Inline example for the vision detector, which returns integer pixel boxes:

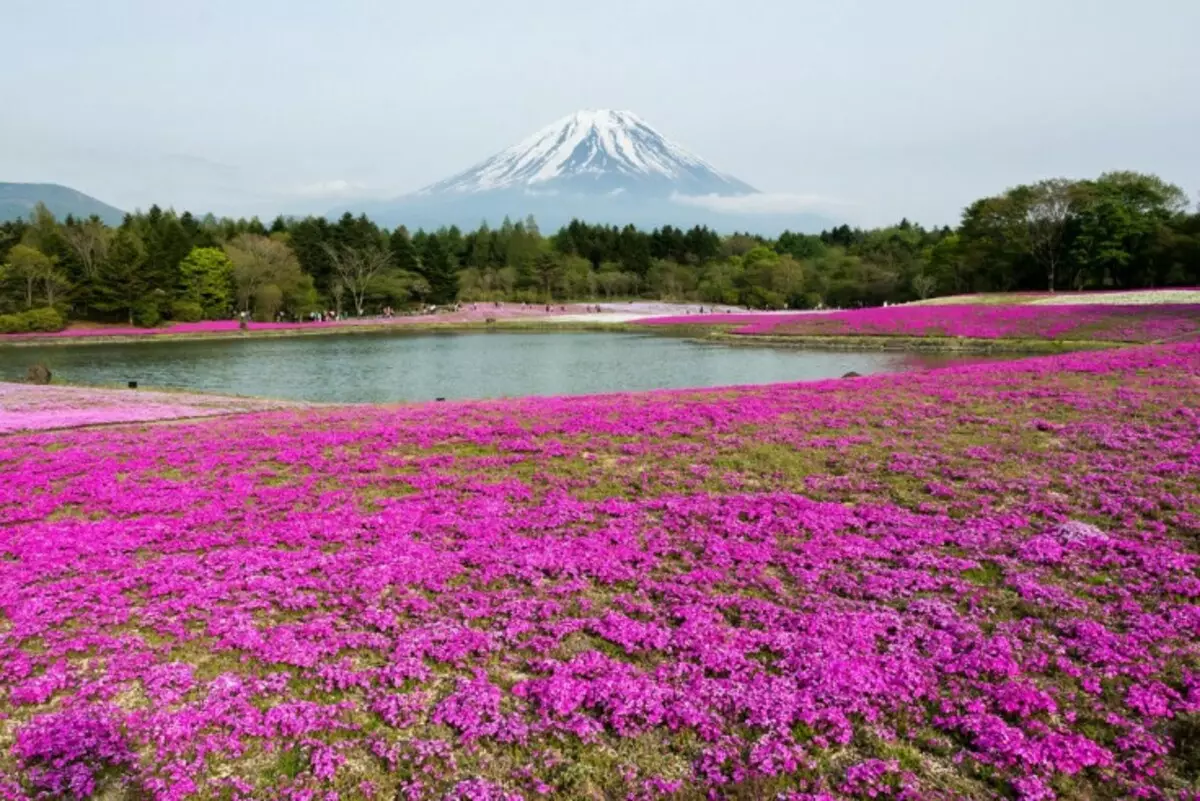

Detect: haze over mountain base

[4,112,837,234]
[334,110,831,234]
[334,189,832,234]
[0,183,125,226]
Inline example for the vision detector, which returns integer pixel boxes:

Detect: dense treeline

[0,170,1196,330]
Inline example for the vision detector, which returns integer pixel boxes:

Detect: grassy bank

[704,330,1121,353]
[0,381,301,434]
[633,304,1200,353]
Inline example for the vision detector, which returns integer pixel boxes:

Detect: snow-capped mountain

[418,109,756,197]
[336,110,831,233]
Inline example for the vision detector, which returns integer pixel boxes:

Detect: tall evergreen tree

[420,234,459,304]
[390,226,421,274]
[92,229,151,324]
[289,217,337,292]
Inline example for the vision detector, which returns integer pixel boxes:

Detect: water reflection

[2,331,1009,404]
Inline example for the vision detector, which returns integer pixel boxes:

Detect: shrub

[0,314,30,334]
[0,308,65,334]
[132,302,162,328]
[170,300,205,322]
[743,287,786,310]
[21,307,66,332]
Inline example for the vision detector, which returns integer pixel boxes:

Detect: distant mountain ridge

[0,183,125,226]
[4,115,832,235]
[337,110,831,233]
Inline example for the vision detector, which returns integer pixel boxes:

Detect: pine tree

[288,217,336,293]
[466,223,491,269]
[443,225,465,262]
[390,226,421,275]
[138,208,192,306]
[420,234,459,304]
[92,229,151,325]
[533,252,563,300]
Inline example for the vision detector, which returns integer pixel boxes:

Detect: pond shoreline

[0,319,642,347]
[2,317,1169,357]
[704,330,1122,353]
[1,319,1121,362]
[4,330,993,407]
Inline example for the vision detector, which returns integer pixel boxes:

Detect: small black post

[128,381,138,389]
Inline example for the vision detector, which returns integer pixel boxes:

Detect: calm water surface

[3,331,991,403]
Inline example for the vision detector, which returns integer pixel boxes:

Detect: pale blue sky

[3,0,1196,226]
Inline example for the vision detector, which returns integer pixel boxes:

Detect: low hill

[0,183,125,225]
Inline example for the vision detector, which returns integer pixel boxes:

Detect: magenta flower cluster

[0,343,1197,798]
[640,304,1200,342]
[11,706,134,798]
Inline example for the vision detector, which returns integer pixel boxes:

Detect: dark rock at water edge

[842,371,862,378]
[26,364,52,384]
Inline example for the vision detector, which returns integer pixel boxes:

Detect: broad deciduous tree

[4,244,58,308]
[322,243,392,316]
[223,234,303,318]
[179,247,235,318]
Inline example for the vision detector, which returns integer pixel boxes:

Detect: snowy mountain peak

[419,109,757,197]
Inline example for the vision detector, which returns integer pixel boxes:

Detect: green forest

[0,170,1196,332]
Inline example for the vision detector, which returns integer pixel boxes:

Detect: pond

[2,331,993,404]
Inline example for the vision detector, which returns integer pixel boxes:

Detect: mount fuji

[420,110,755,197]
[337,110,832,233]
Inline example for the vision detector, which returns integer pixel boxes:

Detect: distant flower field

[1,343,1198,799]
[0,303,595,342]
[0,383,298,433]
[640,304,1200,343]
[914,288,1200,306]
[1030,289,1200,306]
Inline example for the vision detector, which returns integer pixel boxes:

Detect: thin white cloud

[162,153,239,176]
[288,179,368,198]
[670,191,849,215]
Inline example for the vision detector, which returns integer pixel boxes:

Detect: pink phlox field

[0,342,1196,797]
[638,303,1200,343]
